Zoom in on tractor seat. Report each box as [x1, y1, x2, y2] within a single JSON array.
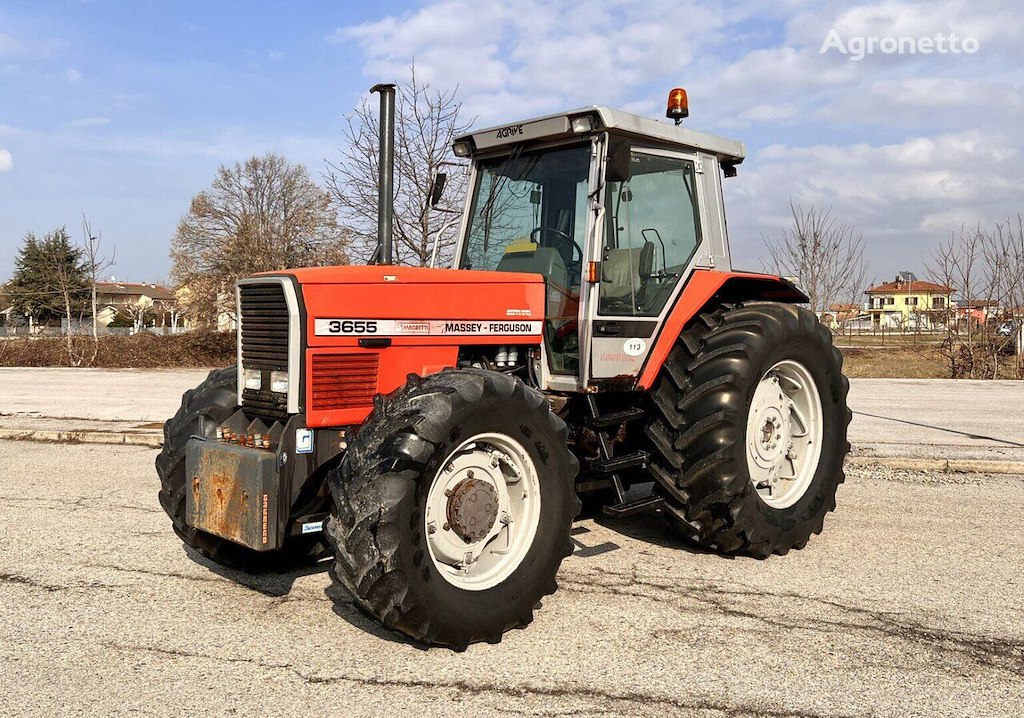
[[496, 242, 570, 290], [601, 241, 654, 299]]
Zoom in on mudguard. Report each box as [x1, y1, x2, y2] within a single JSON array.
[[635, 269, 808, 390]]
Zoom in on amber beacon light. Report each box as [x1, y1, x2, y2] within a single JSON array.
[[666, 87, 689, 124]]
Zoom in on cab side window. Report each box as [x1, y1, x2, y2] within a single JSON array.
[[600, 152, 702, 316]]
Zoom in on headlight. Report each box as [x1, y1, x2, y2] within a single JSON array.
[[243, 368, 262, 391], [270, 371, 289, 394]]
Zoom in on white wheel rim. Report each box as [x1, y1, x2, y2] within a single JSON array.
[[424, 432, 541, 591], [745, 360, 824, 509]]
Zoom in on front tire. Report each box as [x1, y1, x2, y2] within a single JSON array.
[[643, 303, 851, 558], [325, 368, 579, 649]]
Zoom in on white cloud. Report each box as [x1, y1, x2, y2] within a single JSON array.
[[66, 67, 82, 83], [726, 129, 1021, 274], [67, 116, 111, 128], [0, 148, 12, 172], [333, 0, 1023, 279], [334, 0, 745, 124]]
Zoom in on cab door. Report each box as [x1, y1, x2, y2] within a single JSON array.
[[586, 146, 709, 381]]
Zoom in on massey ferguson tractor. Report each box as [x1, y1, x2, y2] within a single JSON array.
[[156, 86, 850, 649]]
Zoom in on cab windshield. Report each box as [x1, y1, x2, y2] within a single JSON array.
[[461, 143, 590, 286]]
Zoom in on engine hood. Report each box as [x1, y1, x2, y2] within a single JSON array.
[[275, 264, 544, 286]]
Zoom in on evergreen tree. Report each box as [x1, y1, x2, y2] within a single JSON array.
[[8, 228, 90, 325]]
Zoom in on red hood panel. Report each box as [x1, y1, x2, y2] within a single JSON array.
[[277, 264, 545, 286]]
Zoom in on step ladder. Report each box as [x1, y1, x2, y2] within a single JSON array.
[[583, 396, 664, 518]]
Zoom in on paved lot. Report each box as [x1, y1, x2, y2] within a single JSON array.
[[0, 439, 1022, 717], [0, 367, 208, 422]]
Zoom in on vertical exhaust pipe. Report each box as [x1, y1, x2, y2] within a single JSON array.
[[371, 83, 396, 265]]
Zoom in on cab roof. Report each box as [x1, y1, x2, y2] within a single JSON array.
[[456, 106, 746, 163]]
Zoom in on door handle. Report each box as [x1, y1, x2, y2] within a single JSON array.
[[596, 323, 620, 336]]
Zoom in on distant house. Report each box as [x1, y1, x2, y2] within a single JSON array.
[[822, 303, 863, 328], [955, 299, 1001, 328], [865, 273, 952, 329], [95, 282, 183, 329], [0, 282, 11, 325]]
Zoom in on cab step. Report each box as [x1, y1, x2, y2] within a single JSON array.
[[589, 450, 649, 475], [602, 494, 665, 518], [583, 407, 647, 429]]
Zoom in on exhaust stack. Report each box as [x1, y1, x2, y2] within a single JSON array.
[[371, 83, 396, 265]]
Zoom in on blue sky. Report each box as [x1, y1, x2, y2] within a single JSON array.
[[1, 0, 1021, 286]]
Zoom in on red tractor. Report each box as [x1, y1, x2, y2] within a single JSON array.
[[157, 87, 850, 649]]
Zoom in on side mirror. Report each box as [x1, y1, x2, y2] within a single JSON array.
[[429, 173, 448, 208], [606, 141, 632, 183]]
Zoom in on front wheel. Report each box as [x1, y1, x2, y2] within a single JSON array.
[[643, 303, 851, 558], [325, 368, 579, 649]]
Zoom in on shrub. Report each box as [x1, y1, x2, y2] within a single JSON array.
[[0, 330, 236, 368]]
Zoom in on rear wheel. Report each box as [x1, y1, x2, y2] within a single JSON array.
[[325, 368, 579, 649], [643, 303, 850, 558], [155, 367, 321, 572]]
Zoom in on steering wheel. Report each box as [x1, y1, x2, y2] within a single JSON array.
[[530, 226, 583, 266]]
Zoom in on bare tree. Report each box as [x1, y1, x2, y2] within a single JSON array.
[[80, 215, 115, 363], [762, 202, 869, 319], [983, 217, 1024, 375], [171, 153, 348, 325], [326, 66, 471, 266], [121, 297, 152, 333], [153, 298, 183, 331], [926, 224, 1023, 379]]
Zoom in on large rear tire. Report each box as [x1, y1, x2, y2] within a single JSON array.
[[325, 368, 579, 650], [155, 367, 320, 572], [643, 303, 851, 558]]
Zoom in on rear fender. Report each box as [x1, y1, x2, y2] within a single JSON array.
[[635, 270, 807, 390]]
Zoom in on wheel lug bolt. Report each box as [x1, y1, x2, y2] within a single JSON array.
[[443, 523, 450, 531]]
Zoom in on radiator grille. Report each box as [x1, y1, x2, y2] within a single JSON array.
[[239, 283, 291, 422], [311, 354, 379, 412], [239, 283, 289, 370]]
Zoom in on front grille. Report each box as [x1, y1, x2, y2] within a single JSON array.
[[311, 354, 379, 412], [240, 389, 289, 422], [239, 282, 291, 422], [239, 283, 289, 370]]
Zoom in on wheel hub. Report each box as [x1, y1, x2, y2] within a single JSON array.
[[425, 433, 543, 591], [446, 478, 499, 543], [748, 382, 791, 471]]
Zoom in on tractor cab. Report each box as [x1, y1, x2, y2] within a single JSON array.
[[451, 96, 746, 389]]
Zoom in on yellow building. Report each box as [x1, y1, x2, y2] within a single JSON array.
[[865, 277, 952, 329]]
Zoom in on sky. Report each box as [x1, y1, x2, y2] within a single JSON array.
[[1, 0, 1021, 287]]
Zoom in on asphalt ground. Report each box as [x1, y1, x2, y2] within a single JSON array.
[[1, 439, 1022, 718]]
